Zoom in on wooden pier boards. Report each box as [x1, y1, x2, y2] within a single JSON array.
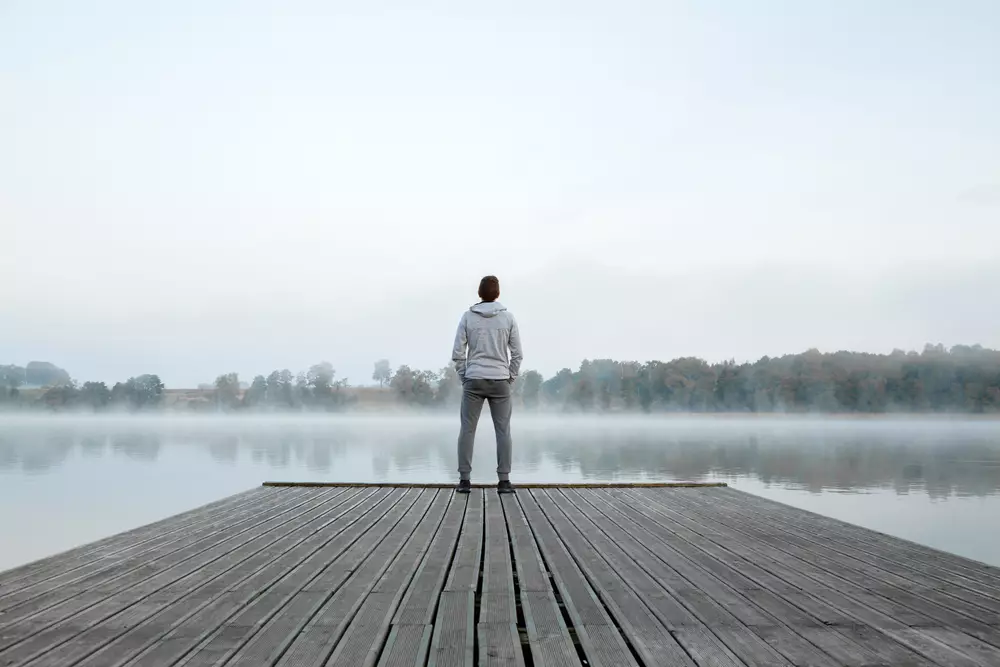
[[1, 485, 999, 666]]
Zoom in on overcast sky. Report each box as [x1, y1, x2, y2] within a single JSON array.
[[3, 0, 999, 387]]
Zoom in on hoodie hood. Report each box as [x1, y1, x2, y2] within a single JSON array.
[[470, 301, 506, 318]]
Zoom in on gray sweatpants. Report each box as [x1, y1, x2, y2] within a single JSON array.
[[457, 378, 512, 482]]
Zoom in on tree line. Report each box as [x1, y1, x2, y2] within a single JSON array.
[[3, 344, 1000, 413], [0, 372, 165, 412], [525, 344, 1000, 414]]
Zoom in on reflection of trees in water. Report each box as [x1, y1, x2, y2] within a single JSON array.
[[1, 418, 998, 496], [536, 432, 1000, 497], [80, 436, 107, 457], [207, 436, 239, 464], [110, 433, 162, 462], [0, 431, 77, 472], [370, 422, 1000, 497]]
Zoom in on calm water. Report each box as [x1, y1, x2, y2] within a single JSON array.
[[2, 414, 999, 572]]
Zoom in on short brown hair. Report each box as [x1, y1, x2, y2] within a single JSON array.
[[478, 275, 500, 302]]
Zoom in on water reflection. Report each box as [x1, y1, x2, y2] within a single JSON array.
[[1, 415, 998, 496], [2, 415, 1000, 571]]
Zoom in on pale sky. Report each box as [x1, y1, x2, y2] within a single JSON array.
[[3, 0, 999, 387]]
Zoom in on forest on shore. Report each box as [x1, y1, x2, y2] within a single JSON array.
[[3, 344, 1000, 414]]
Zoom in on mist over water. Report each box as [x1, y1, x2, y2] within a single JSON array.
[[2, 414, 999, 571]]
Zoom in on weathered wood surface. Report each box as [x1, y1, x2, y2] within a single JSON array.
[[2, 485, 999, 667]]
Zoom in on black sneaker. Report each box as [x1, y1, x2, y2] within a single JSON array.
[[456, 479, 471, 494], [497, 480, 515, 494]]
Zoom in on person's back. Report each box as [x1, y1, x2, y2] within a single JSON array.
[[452, 275, 522, 494]]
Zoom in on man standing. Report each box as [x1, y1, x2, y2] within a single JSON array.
[[451, 275, 522, 494]]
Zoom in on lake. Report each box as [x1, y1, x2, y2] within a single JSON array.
[[2, 414, 999, 572]]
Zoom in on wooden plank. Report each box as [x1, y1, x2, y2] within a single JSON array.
[[541, 489, 749, 667], [501, 493, 581, 667], [515, 490, 639, 667], [0, 488, 314, 631], [619, 487, 965, 666], [0, 488, 342, 666], [676, 490, 1000, 634], [428, 591, 475, 667], [478, 490, 524, 667], [271, 490, 439, 667], [0, 488, 313, 616], [212, 489, 430, 666], [702, 491, 1000, 624], [531, 491, 700, 665], [0, 487, 280, 595], [28, 489, 374, 667], [598, 489, 893, 667], [110, 489, 393, 667], [9, 488, 354, 667], [8, 483, 1000, 667], [426, 489, 483, 667], [170, 488, 424, 666], [325, 492, 453, 667], [377, 494, 467, 667], [709, 488, 1000, 610], [673, 490, 1000, 661], [0, 488, 312, 635], [631, 489, 994, 666], [72, 488, 387, 667], [378, 625, 432, 667], [718, 486, 1000, 583], [575, 488, 844, 667], [391, 493, 466, 626]]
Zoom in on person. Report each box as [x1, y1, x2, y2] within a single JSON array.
[[451, 275, 522, 494]]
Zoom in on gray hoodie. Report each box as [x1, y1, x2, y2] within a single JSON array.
[[452, 301, 523, 381]]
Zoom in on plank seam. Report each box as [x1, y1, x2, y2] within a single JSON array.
[[529, 489, 655, 667], [586, 488, 849, 667], [625, 488, 964, 665], [475, 491, 486, 667], [232, 488, 422, 666], [367, 493, 453, 667], [669, 489, 1000, 651], [567, 489, 807, 667], [0, 488, 331, 662], [421, 492, 470, 667], [82, 488, 382, 667]]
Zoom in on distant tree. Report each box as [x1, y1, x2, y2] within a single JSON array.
[[41, 382, 79, 410], [571, 375, 595, 411], [243, 375, 268, 408], [308, 362, 335, 402], [266, 369, 296, 407], [542, 368, 574, 404], [619, 362, 641, 410], [0, 365, 25, 390], [295, 371, 310, 406], [435, 365, 461, 406], [306, 362, 347, 410], [0, 365, 25, 404], [412, 370, 438, 405], [25, 361, 71, 387], [598, 380, 613, 411], [390, 365, 414, 398], [126, 374, 164, 410], [79, 381, 111, 410], [373, 359, 392, 388], [521, 370, 543, 409], [110, 381, 128, 405], [390, 365, 437, 406], [215, 373, 241, 410]]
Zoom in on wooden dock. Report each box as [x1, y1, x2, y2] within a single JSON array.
[[2, 485, 1000, 666]]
